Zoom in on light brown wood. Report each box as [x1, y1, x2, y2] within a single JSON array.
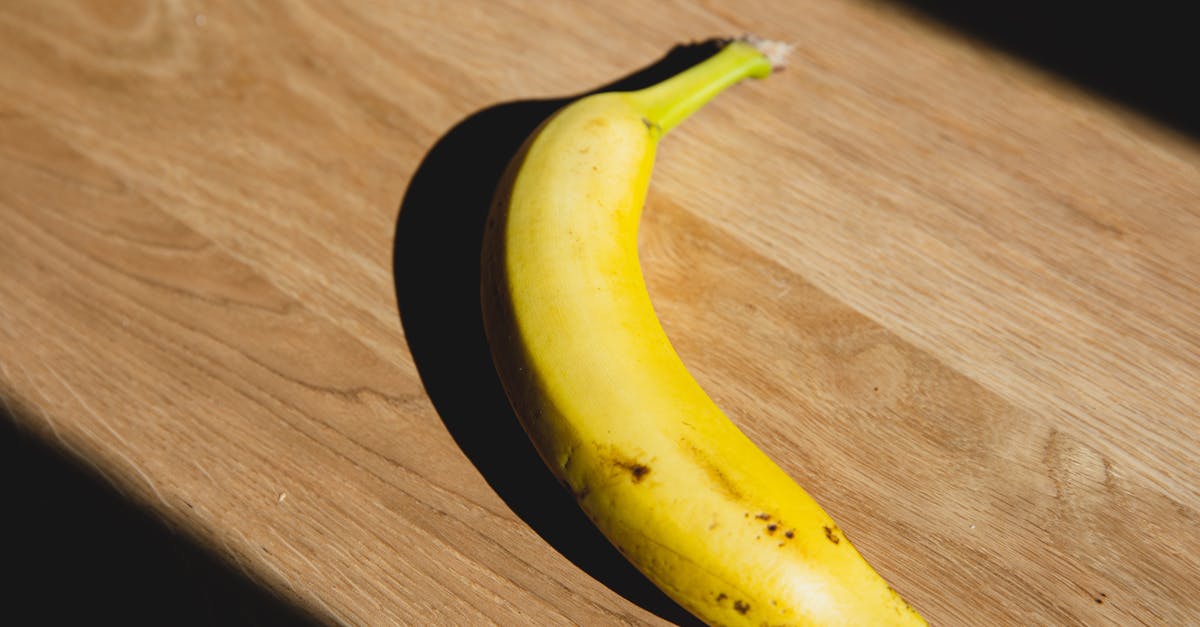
[[2, 1, 1198, 624]]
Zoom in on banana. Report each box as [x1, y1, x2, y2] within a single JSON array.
[[480, 38, 925, 626]]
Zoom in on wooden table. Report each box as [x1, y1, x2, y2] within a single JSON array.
[[3, 2, 1197, 624]]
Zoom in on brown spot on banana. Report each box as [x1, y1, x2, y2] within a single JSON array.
[[626, 462, 650, 482], [680, 439, 744, 501], [608, 453, 650, 483]]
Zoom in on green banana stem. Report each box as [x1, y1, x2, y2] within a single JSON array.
[[628, 39, 778, 134]]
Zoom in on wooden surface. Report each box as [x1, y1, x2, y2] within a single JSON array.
[[2, 1, 1198, 624]]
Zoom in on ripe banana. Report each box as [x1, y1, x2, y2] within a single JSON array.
[[481, 38, 925, 626]]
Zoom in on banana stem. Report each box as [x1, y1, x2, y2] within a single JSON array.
[[628, 39, 781, 135]]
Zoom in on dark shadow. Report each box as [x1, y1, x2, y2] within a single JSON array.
[[0, 402, 323, 626], [893, 0, 1200, 139], [392, 42, 728, 625]]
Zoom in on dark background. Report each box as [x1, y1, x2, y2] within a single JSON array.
[[1, 404, 319, 625], [899, 1, 1198, 138]]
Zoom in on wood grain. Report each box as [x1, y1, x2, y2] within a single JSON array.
[[2, 1, 1198, 624]]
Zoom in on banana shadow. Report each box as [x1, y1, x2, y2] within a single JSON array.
[[392, 43, 725, 625]]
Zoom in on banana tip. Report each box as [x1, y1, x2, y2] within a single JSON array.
[[738, 34, 794, 71]]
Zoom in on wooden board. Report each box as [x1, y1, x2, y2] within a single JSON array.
[[2, 1, 1198, 624]]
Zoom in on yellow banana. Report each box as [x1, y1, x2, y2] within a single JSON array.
[[481, 38, 925, 626]]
